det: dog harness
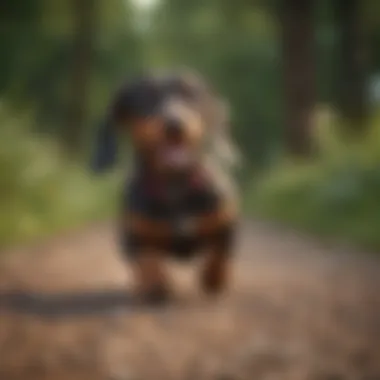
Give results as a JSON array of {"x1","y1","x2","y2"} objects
[
  {"x1": 125, "y1": 164, "x2": 219, "y2": 220},
  {"x1": 122, "y1": 163, "x2": 225, "y2": 260}
]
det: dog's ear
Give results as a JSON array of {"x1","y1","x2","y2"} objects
[
  {"x1": 212, "y1": 99, "x2": 241, "y2": 170},
  {"x1": 175, "y1": 70, "x2": 225, "y2": 128},
  {"x1": 178, "y1": 70, "x2": 242, "y2": 169},
  {"x1": 201, "y1": 90, "x2": 242, "y2": 171},
  {"x1": 90, "y1": 80, "x2": 137, "y2": 173}
]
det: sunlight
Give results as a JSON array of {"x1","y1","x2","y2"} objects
[{"x1": 131, "y1": 0, "x2": 157, "y2": 9}]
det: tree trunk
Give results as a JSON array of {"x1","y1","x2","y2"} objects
[
  {"x1": 333, "y1": 0, "x2": 369, "y2": 132},
  {"x1": 280, "y1": 0, "x2": 316, "y2": 157},
  {"x1": 64, "y1": 0, "x2": 96, "y2": 156}
]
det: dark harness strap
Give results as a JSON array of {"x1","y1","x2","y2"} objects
[
  {"x1": 122, "y1": 162, "x2": 234, "y2": 259},
  {"x1": 138, "y1": 165, "x2": 208, "y2": 203}
]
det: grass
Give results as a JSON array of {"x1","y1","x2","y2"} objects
[
  {"x1": 245, "y1": 107, "x2": 380, "y2": 251},
  {"x1": 0, "y1": 109, "x2": 121, "y2": 249},
  {"x1": 3, "y1": 104, "x2": 380, "y2": 252}
]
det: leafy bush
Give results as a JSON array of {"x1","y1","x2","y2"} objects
[
  {"x1": 0, "y1": 108, "x2": 121, "y2": 249},
  {"x1": 245, "y1": 107, "x2": 380, "y2": 250}
]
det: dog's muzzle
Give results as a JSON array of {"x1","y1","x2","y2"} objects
[{"x1": 160, "y1": 116, "x2": 195, "y2": 169}]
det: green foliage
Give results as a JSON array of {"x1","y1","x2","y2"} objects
[
  {"x1": 2, "y1": 0, "x2": 380, "y2": 249},
  {"x1": 0, "y1": 0, "x2": 141, "y2": 248},
  {"x1": 0, "y1": 109, "x2": 121, "y2": 249},
  {"x1": 246, "y1": 108, "x2": 380, "y2": 250},
  {"x1": 1, "y1": 0, "x2": 143, "y2": 141},
  {"x1": 146, "y1": 0, "x2": 344, "y2": 169}
]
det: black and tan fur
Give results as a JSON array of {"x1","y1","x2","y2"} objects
[{"x1": 91, "y1": 69, "x2": 240, "y2": 304}]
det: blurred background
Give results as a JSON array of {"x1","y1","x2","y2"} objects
[{"x1": 2, "y1": 0, "x2": 380, "y2": 251}]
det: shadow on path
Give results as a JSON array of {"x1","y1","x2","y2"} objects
[{"x1": 0, "y1": 289, "x2": 137, "y2": 317}]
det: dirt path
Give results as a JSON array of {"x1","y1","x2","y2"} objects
[{"x1": 0, "y1": 221, "x2": 379, "y2": 380}]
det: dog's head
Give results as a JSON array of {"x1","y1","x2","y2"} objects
[{"x1": 107, "y1": 70, "x2": 239, "y2": 174}]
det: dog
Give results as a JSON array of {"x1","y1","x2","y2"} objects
[{"x1": 91, "y1": 69, "x2": 240, "y2": 304}]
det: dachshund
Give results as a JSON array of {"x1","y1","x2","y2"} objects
[{"x1": 91, "y1": 69, "x2": 240, "y2": 305}]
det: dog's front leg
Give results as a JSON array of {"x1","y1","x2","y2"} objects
[
  {"x1": 125, "y1": 213, "x2": 173, "y2": 305},
  {"x1": 197, "y1": 199, "x2": 238, "y2": 236},
  {"x1": 200, "y1": 224, "x2": 236, "y2": 295},
  {"x1": 132, "y1": 248, "x2": 171, "y2": 305}
]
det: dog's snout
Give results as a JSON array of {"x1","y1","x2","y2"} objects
[{"x1": 164, "y1": 118, "x2": 184, "y2": 140}]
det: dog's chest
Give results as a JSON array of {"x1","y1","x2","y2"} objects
[{"x1": 136, "y1": 172, "x2": 217, "y2": 220}]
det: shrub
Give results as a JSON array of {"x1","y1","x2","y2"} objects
[
  {"x1": 0, "y1": 108, "x2": 121, "y2": 249},
  {"x1": 245, "y1": 107, "x2": 380, "y2": 250}
]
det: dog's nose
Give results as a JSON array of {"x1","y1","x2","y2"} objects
[{"x1": 164, "y1": 118, "x2": 184, "y2": 140}]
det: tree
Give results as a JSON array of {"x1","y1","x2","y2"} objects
[
  {"x1": 333, "y1": 0, "x2": 369, "y2": 131},
  {"x1": 0, "y1": 0, "x2": 42, "y2": 96},
  {"x1": 64, "y1": 0, "x2": 97, "y2": 155},
  {"x1": 148, "y1": 0, "x2": 282, "y2": 169},
  {"x1": 280, "y1": 0, "x2": 316, "y2": 157}
]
